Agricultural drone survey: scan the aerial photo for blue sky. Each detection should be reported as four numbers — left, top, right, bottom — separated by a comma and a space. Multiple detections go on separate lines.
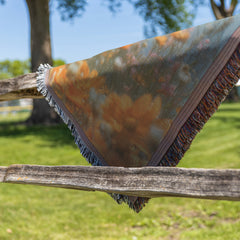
0, 1, 215, 63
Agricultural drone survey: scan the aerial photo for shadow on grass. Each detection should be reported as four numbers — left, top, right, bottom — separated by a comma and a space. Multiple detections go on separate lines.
1, 103, 239, 148
210, 103, 240, 128
217, 108, 240, 113
212, 116, 240, 129
0, 121, 75, 147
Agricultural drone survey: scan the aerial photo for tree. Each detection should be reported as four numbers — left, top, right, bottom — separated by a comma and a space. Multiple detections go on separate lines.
210, 0, 238, 19
25, 0, 58, 124
4, 0, 237, 124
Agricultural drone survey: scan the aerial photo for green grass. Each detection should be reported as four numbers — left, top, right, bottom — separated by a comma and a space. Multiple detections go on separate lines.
0, 103, 240, 239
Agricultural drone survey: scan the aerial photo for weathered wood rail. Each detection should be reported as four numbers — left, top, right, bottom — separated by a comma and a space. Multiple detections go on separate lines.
0, 73, 42, 101
1, 164, 240, 200
0, 73, 240, 201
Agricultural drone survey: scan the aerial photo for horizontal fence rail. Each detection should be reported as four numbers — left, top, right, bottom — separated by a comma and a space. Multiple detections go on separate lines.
1, 165, 240, 200
0, 73, 42, 101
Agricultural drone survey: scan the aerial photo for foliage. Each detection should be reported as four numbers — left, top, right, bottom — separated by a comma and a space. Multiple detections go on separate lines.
1, 0, 239, 58
0, 60, 30, 79
0, 0, 207, 37
53, 59, 66, 67
0, 59, 65, 80
107, 0, 205, 36
54, 0, 240, 37
1, 0, 240, 39
56, 0, 88, 20
59, 0, 205, 36
0, 103, 240, 239
54, 0, 205, 36
134, 0, 205, 36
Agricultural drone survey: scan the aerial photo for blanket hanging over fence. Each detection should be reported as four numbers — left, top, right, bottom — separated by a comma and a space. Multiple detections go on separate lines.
37, 15, 240, 212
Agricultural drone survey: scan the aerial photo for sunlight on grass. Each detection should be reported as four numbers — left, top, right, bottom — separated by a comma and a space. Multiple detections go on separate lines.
0, 103, 240, 239
179, 102, 240, 169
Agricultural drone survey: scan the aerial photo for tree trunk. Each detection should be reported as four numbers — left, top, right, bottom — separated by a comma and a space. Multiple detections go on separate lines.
210, 0, 239, 102
26, 0, 61, 124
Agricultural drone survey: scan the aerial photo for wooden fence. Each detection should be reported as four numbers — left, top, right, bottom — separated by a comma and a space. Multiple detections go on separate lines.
0, 73, 240, 200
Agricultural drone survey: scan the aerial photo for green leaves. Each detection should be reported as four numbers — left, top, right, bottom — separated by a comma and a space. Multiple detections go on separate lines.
54, 0, 204, 36
129, 0, 204, 37
56, 0, 88, 21
102, 0, 205, 37
0, 59, 65, 80
0, 60, 30, 80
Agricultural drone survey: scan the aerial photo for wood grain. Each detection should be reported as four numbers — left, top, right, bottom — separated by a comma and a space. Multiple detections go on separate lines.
1, 164, 240, 200
0, 73, 43, 101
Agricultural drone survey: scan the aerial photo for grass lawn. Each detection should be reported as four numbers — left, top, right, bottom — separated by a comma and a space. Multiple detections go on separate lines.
0, 103, 240, 239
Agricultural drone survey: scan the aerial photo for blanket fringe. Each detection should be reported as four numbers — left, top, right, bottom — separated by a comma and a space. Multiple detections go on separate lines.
36, 64, 143, 212
159, 44, 240, 167
129, 44, 240, 212
37, 64, 104, 167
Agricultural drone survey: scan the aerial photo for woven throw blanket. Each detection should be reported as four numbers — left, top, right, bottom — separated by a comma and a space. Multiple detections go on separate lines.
37, 15, 240, 212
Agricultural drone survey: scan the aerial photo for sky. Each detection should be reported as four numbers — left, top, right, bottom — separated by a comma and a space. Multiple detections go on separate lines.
0, 1, 216, 64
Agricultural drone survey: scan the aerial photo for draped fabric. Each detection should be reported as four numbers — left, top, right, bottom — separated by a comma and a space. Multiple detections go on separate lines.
37, 15, 240, 212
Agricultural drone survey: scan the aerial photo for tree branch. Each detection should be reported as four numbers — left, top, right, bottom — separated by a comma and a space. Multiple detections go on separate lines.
1, 164, 240, 200
220, 0, 225, 9
229, 0, 238, 15
0, 73, 43, 101
210, 0, 223, 19
210, 0, 236, 19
